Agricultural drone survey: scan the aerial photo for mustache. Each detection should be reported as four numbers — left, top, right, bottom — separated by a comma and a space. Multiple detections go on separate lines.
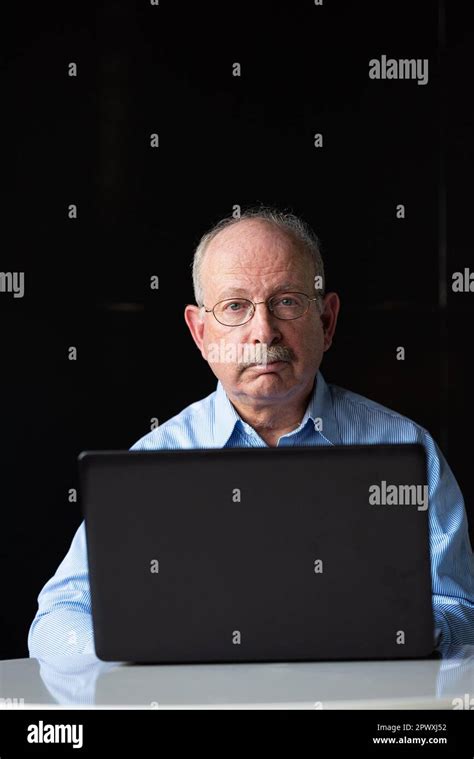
241, 344, 295, 368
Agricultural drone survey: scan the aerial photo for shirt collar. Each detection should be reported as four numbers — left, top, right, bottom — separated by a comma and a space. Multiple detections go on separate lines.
212, 370, 341, 447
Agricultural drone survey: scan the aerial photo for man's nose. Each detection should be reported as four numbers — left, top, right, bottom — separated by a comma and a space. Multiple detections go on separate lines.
248, 302, 282, 343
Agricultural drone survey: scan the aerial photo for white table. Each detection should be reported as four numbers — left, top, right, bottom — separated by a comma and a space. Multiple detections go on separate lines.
1, 644, 473, 709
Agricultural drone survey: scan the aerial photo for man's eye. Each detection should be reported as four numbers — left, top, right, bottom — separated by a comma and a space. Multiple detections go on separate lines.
278, 297, 296, 306
224, 302, 243, 311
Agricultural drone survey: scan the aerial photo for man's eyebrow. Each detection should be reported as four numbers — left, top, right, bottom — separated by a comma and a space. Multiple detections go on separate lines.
216, 283, 299, 300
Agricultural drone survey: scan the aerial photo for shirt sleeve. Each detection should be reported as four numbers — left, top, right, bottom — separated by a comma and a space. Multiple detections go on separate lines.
28, 520, 95, 658
424, 431, 474, 646
28, 436, 165, 659
28, 440, 149, 659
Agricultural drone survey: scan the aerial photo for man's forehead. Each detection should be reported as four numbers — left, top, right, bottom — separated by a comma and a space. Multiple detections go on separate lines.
215, 281, 302, 299
200, 220, 314, 297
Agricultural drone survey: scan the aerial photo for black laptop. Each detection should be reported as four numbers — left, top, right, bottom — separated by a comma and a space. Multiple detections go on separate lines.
78, 444, 435, 663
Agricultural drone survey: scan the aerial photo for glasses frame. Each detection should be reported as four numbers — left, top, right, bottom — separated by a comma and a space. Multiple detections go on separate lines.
202, 291, 323, 327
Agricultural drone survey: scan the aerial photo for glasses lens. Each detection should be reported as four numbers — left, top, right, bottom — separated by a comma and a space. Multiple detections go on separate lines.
271, 292, 308, 319
215, 298, 254, 325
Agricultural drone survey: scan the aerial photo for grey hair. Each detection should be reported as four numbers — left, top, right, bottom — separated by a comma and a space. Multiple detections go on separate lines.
191, 206, 325, 309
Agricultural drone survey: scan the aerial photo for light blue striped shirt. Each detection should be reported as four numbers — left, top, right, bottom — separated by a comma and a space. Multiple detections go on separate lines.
28, 371, 474, 658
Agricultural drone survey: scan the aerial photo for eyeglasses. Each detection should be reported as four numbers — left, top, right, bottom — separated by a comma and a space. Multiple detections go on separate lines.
202, 291, 322, 327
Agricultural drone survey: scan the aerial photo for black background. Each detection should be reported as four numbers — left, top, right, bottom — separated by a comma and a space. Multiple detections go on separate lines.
1, 0, 473, 659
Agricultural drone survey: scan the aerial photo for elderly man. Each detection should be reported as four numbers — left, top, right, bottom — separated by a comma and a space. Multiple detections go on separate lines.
28, 207, 474, 657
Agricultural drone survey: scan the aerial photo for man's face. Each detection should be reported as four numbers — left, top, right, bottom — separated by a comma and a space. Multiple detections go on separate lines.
185, 219, 339, 407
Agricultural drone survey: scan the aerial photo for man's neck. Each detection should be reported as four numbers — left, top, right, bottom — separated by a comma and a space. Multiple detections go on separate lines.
228, 378, 316, 447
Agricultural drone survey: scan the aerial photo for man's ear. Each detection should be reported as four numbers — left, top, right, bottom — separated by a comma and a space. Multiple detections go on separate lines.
184, 304, 206, 358
320, 292, 340, 352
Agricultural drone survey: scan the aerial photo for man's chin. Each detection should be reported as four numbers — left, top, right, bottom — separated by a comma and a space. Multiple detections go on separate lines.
239, 365, 295, 393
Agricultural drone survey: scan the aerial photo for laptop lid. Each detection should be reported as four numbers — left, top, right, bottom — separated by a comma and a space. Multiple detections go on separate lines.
78, 444, 434, 663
